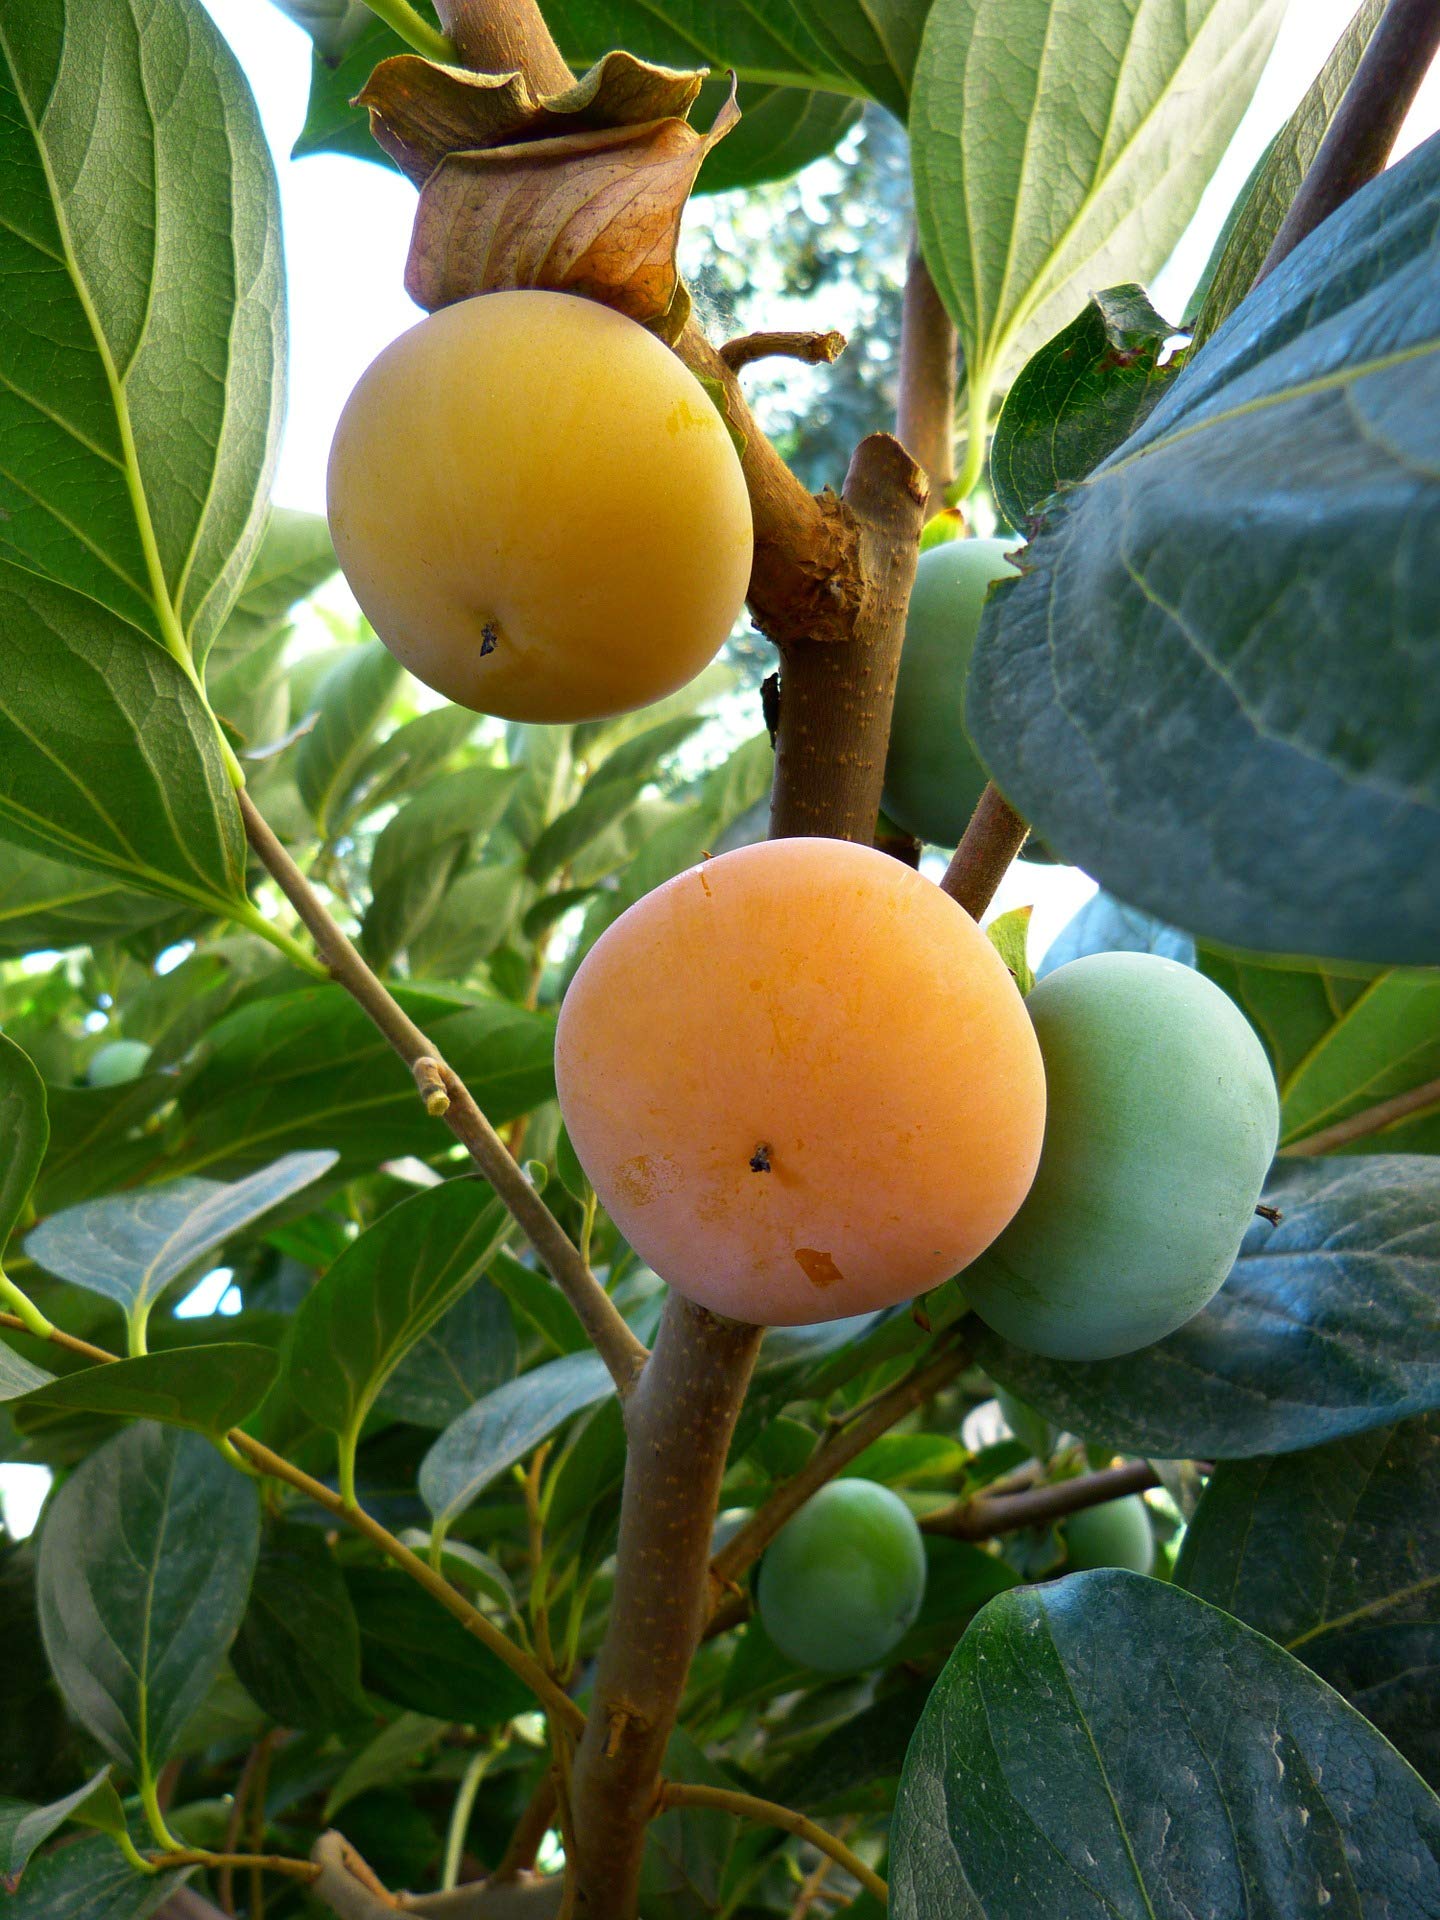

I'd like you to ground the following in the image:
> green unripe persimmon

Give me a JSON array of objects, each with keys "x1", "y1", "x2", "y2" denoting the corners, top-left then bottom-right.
[
  {"x1": 964, "y1": 952, "x2": 1279, "y2": 1361},
  {"x1": 757, "y1": 1479, "x2": 927, "y2": 1673},
  {"x1": 85, "y1": 1040, "x2": 152, "y2": 1088},
  {"x1": 882, "y1": 537, "x2": 1020, "y2": 848},
  {"x1": 1062, "y1": 1494, "x2": 1155, "y2": 1575}
]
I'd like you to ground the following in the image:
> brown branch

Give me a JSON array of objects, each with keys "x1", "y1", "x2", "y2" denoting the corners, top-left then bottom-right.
[
  {"x1": 567, "y1": 1298, "x2": 763, "y2": 1916},
  {"x1": 719, "y1": 329, "x2": 847, "y2": 373},
  {"x1": 654, "y1": 1782, "x2": 887, "y2": 1903},
  {"x1": 148, "y1": 1852, "x2": 318, "y2": 1885},
  {"x1": 896, "y1": 242, "x2": 958, "y2": 516},
  {"x1": 492, "y1": 1774, "x2": 558, "y2": 1882},
  {"x1": 1256, "y1": 0, "x2": 1440, "y2": 285},
  {"x1": 430, "y1": 0, "x2": 572, "y2": 92},
  {"x1": 707, "y1": 1334, "x2": 972, "y2": 1613},
  {"x1": 1282, "y1": 1072, "x2": 1440, "y2": 1157},
  {"x1": 218, "y1": 1733, "x2": 277, "y2": 1915},
  {"x1": 238, "y1": 791, "x2": 647, "y2": 1399},
  {"x1": 921, "y1": 1459, "x2": 1159, "y2": 1541},
  {"x1": 405, "y1": 1879, "x2": 566, "y2": 1917},
  {"x1": 768, "y1": 434, "x2": 928, "y2": 839},
  {"x1": 939, "y1": 783, "x2": 1031, "y2": 919}
]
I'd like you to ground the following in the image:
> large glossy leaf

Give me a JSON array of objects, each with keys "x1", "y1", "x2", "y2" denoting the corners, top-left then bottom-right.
[
  {"x1": 25, "y1": 1150, "x2": 336, "y2": 1349},
  {"x1": 0, "y1": 565, "x2": 249, "y2": 915},
  {"x1": 231, "y1": 1526, "x2": 370, "y2": 1733},
  {"x1": 420, "y1": 1350, "x2": 613, "y2": 1530},
  {"x1": 979, "y1": 1156, "x2": 1440, "y2": 1459},
  {"x1": 287, "y1": 1177, "x2": 512, "y2": 1449},
  {"x1": 1178, "y1": 1415, "x2": 1440, "y2": 1787},
  {"x1": 2, "y1": 1833, "x2": 188, "y2": 1920},
  {"x1": 171, "y1": 984, "x2": 556, "y2": 1176},
  {"x1": 0, "y1": 0, "x2": 283, "y2": 663},
  {"x1": 1037, "y1": 889, "x2": 1194, "y2": 978},
  {"x1": 375, "y1": 1275, "x2": 518, "y2": 1429},
  {"x1": 0, "y1": 1547, "x2": 97, "y2": 1806},
  {"x1": 891, "y1": 1571, "x2": 1440, "y2": 1919},
  {"x1": 1197, "y1": 947, "x2": 1372, "y2": 1084},
  {"x1": 0, "y1": 844, "x2": 176, "y2": 961},
  {"x1": 989, "y1": 287, "x2": 1180, "y2": 531},
  {"x1": 37, "y1": 1424, "x2": 260, "y2": 1782},
  {"x1": 8, "y1": 1346, "x2": 279, "y2": 1438},
  {"x1": 1190, "y1": 0, "x2": 1386, "y2": 348},
  {"x1": 346, "y1": 1567, "x2": 535, "y2": 1727},
  {"x1": 911, "y1": 0, "x2": 1284, "y2": 480},
  {"x1": 1273, "y1": 970, "x2": 1440, "y2": 1154},
  {"x1": 969, "y1": 135, "x2": 1440, "y2": 965}
]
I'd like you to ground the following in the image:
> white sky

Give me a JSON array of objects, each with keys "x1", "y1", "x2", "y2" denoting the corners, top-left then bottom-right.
[{"x1": 204, "y1": 0, "x2": 1440, "y2": 514}]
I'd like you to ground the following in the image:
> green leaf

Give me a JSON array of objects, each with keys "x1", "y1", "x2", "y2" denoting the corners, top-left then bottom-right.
[
  {"x1": 0, "y1": 1769, "x2": 114, "y2": 1887},
  {"x1": 1272, "y1": 969, "x2": 1440, "y2": 1154},
  {"x1": 25, "y1": 1150, "x2": 337, "y2": 1351},
  {"x1": 322, "y1": 1711, "x2": 445, "y2": 1822},
  {"x1": 375, "y1": 1276, "x2": 518, "y2": 1430},
  {"x1": 295, "y1": 638, "x2": 404, "y2": 835},
  {"x1": 8, "y1": 1346, "x2": 279, "y2": 1439},
  {"x1": 172, "y1": 984, "x2": 555, "y2": 1177},
  {"x1": 692, "y1": 78, "x2": 862, "y2": 195},
  {"x1": 639, "y1": 1728, "x2": 740, "y2": 1920},
  {"x1": 0, "y1": 565, "x2": 250, "y2": 915},
  {"x1": 1196, "y1": 946, "x2": 1372, "y2": 1086},
  {"x1": 770, "y1": 1679, "x2": 933, "y2": 1815},
  {"x1": 1178, "y1": 1414, "x2": 1440, "y2": 1788},
  {"x1": 0, "y1": 1034, "x2": 46, "y2": 1258},
  {"x1": 527, "y1": 717, "x2": 703, "y2": 885},
  {"x1": 891, "y1": 1571, "x2": 1440, "y2": 1918},
  {"x1": 1, "y1": 1833, "x2": 189, "y2": 1919},
  {"x1": 420, "y1": 1351, "x2": 613, "y2": 1531},
  {"x1": 231, "y1": 1526, "x2": 370, "y2": 1733},
  {"x1": 213, "y1": 508, "x2": 337, "y2": 658},
  {"x1": 911, "y1": 0, "x2": 1284, "y2": 484},
  {"x1": 0, "y1": 844, "x2": 176, "y2": 961},
  {"x1": 360, "y1": 765, "x2": 521, "y2": 971},
  {"x1": 979, "y1": 1156, "x2": 1440, "y2": 1459},
  {"x1": 36, "y1": 1424, "x2": 260, "y2": 1782},
  {"x1": 486, "y1": 1247, "x2": 590, "y2": 1356},
  {"x1": 0, "y1": 1546, "x2": 97, "y2": 1807},
  {"x1": 1190, "y1": 0, "x2": 1387, "y2": 349},
  {"x1": 1039, "y1": 890, "x2": 1196, "y2": 978},
  {"x1": 336, "y1": 706, "x2": 479, "y2": 834},
  {"x1": 0, "y1": 0, "x2": 283, "y2": 664},
  {"x1": 989, "y1": 286, "x2": 1180, "y2": 530},
  {"x1": 983, "y1": 904, "x2": 1033, "y2": 995},
  {"x1": 287, "y1": 1177, "x2": 512, "y2": 1449},
  {"x1": 405, "y1": 861, "x2": 526, "y2": 981},
  {"x1": 967, "y1": 137, "x2": 1440, "y2": 965},
  {"x1": 346, "y1": 1567, "x2": 535, "y2": 1726}
]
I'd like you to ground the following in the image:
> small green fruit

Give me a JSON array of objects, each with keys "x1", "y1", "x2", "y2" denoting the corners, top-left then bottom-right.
[
  {"x1": 757, "y1": 1479, "x2": 927, "y2": 1673},
  {"x1": 1062, "y1": 1494, "x2": 1155, "y2": 1575},
  {"x1": 85, "y1": 1039, "x2": 152, "y2": 1088},
  {"x1": 882, "y1": 537, "x2": 1019, "y2": 848},
  {"x1": 963, "y1": 952, "x2": 1279, "y2": 1361}
]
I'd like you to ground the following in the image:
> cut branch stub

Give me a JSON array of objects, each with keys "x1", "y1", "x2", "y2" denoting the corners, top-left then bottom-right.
[{"x1": 358, "y1": 50, "x2": 738, "y2": 339}]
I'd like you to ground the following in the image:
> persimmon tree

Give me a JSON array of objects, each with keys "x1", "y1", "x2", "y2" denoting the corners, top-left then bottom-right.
[{"x1": 1, "y1": 1, "x2": 1439, "y2": 1918}]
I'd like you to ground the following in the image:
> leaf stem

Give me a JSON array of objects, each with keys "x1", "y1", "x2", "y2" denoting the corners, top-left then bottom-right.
[
  {"x1": 140, "y1": 1768, "x2": 185, "y2": 1855},
  {"x1": 1281, "y1": 1071, "x2": 1440, "y2": 1156},
  {"x1": 147, "y1": 1849, "x2": 320, "y2": 1884},
  {"x1": 443, "y1": 1744, "x2": 501, "y2": 1891},
  {"x1": 237, "y1": 789, "x2": 648, "y2": 1397},
  {"x1": 0, "y1": 1268, "x2": 54, "y2": 1340},
  {"x1": 939, "y1": 783, "x2": 1031, "y2": 920},
  {"x1": 356, "y1": 0, "x2": 458, "y2": 62},
  {"x1": 654, "y1": 1782, "x2": 887, "y2": 1903}
]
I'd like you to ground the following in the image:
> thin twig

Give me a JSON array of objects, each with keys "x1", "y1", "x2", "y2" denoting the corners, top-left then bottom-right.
[
  {"x1": 939, "y1": 783, "x2": 1030, "y2": 920},
  {"x1": 238, "y1": 791, "x2": 647, "y2": 1398},
  {"x1": 218, "y1": 1733, "x2": 275, "y2": 1915},
  {"x1": 0, "y1": 1311, "x2": 584, "y2": 1735},
  {"x1": 707, "y1": 1335, "x2": 972, "y2": 1612},
  {"x1": 1255, "y1": 0, "x2": 1440, "y2": 284},
  {"x1": 896, "y1": 242, "x2": 958, "y2": 515},
  {"x1": 719, "y1": 329, "x2": 847, "y2": 373},
  {"x1": 921, "y1": 1458, "x2": 1159, "y2": 1540},
  {"x1": 654, "y1": 1783, "x2": 887, "y2": 1903},
  {"x1": 1282, "y1": 1072, "x2": 1440, "y2": 1157},
  {"x1": 146, "y1": 1851, "x2": 319, "y2": 1884},
  {"x1": 491, "y1": 1773, "x2": 559, "y2": 1883}
]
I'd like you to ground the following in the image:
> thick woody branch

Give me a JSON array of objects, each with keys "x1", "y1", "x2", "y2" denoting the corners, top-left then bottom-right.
[
  {"x1": 940, "y1": 783, "x2": 1031, "y2": 919},
  {"x1": 1256, "y1": 0, "x2": 1440, "y2": 285},
  {"x1": 896, "y1": 244, "x2": 958, "y2": 516},
  {"x1": 920, "y1": 1458, "x2": 1160, "y2": 1540},
  {"x1": 431, "y1": 0, "x2": 572, "y2": 91},
  {"x1": 719, "y1": 328, "x2": 847, "y2": 373},
  {"x1": 567, "y1": 1298, "x2": 763, "y2": 1916},
  {"x1": 1282, "y1": 1072, "x2": 1440, "y2": 1157},
  {"x1": 239, "y1": 792, "x2": 647, "y2": 1397}
]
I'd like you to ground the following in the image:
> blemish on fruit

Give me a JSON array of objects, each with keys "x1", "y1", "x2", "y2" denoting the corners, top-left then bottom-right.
[
  {"x1": 697, "y1": 867, "x2": 712, "y2": 899},
  {"x1": 614, "y1": 1152, "x2": 679, "y2": 1207},
  {"x1": 794, "y1": 1247, "x2": 843, "y2": 1289},
  {"x1": 665, "y1": 398, "x2": 709, "y2": 434},
  {"x1": 480, "y1": 622, "x2": 499, "y2": 656},
  {"x1": 749, "y1": 1144, "x2": 771, "y2": 1173}
]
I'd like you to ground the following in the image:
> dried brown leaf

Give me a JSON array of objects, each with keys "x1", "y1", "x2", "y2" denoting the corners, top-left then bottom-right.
[
  {"x1": 359, "y1": 49, "x2": 706, "y2": 189},
  {"x1": 405, "y1": 81, "x2": 740, "y2": 336}
]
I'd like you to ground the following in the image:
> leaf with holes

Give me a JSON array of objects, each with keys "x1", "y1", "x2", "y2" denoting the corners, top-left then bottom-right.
[
  {"x1": 36, "y1": 1424, "x2": 260, "y2": 1785},
  {"x1": 1177, "y1": 1414, "x2": 1440, "y2": 1787},
  {"x1": 891, "y1": 1571, "x2": 1440, "y2": 1918}
]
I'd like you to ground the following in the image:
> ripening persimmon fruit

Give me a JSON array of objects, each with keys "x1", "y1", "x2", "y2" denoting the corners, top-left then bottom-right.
[
  {"x1": 326, "y1": 291, "x2": 753, "y2": 723},
  {"x1": 554, "y1": 839, "x2": 1047, "y2": 1326}
]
